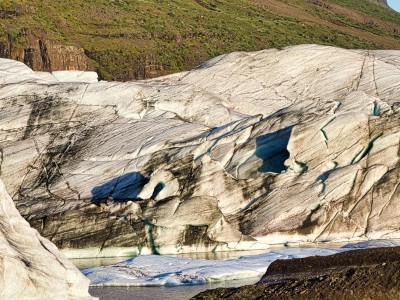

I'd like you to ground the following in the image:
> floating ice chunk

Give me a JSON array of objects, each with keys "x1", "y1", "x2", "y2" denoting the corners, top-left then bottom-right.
[
  {"x1": 83, "y1": 240, "x2": 400, "y2": 287},
  {"x1": 83, "y1": 248, "x2": 345, "y2": 287}
]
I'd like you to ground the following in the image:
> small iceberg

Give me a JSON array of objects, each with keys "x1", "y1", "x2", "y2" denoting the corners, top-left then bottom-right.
[
  {"x1": 83, "y1": 248, "x2": 344, "y2": 286},
  {"x1": 82, "y1": 240, "x2": 400, "y2": 287}
]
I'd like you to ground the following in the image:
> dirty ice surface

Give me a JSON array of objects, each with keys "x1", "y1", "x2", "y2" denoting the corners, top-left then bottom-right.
[{"x1": 83, "y1": 240, "x2": 400, "y2": 287}]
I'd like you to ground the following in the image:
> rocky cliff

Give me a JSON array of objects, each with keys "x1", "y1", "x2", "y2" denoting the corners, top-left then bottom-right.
[
  {"x1": 0, "y1": 36, "x2": 92, "y2": 72},
  {"x1": 377, "y1": 0, "x2": 388, "y2": 6},
  {"x1": 1, "y1": 44, "x2": 399, "y2": 256}
]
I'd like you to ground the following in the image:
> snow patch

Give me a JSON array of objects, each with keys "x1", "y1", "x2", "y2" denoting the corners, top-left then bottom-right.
[{"x1": 52, "y1": 70, "x2": 98, "y2": 83}]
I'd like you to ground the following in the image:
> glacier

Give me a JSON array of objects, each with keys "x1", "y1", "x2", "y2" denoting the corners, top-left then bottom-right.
[
  {"x1": 0, "y1": 177, "x2": 94, "y2": 299},
  {"x1": 0, "y1": 44, "x2": 399, "y2": 257}
]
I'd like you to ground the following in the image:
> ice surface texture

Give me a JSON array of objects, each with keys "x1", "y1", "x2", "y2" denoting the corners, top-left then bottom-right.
[{"x1": 0, "y1": 44, "x2": 399, "y2": 256}]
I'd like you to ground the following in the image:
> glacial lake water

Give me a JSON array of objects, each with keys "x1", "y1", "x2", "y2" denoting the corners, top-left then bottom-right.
[
  {"x1": 72, "y1": 249, "x2": 269, "y2": 300},
  {"x1": 88, "y1": 278, "x2": 259, "y2": 300},
  {"x1": 72, "y1": 240, "x2": 395, "y2": 300}
]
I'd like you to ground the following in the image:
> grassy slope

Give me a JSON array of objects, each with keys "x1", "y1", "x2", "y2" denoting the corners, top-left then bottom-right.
[{"x1": 0, "y1": 0, "x2": 399, "y2": 80}]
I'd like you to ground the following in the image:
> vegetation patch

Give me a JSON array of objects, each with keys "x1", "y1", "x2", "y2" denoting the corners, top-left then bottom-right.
[{"x1": 0, "y1": 0, "x2": 399, "y2": 80}]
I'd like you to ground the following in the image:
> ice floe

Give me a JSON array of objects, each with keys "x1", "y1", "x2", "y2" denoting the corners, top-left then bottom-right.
[
  {"x1": 83, "y1": 240, "x2": 400, "y2": 287},
  {"x1": 83, "y1": 248, "x2": 346, "y2": 286}
]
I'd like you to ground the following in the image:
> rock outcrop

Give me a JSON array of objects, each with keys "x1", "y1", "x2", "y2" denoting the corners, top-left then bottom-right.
[
  {"x1": 0, "y1": 36, "x2": 92, "y2": 72},
  {"x1": 377, "y1": 0, "x2": 389, "y2": 7},
  {"x1": 1, "y1": 44, "x2": 399, "y2": 256},
  {"x1": 0, "y1": 176, "x2": 94, "y2": 299}
]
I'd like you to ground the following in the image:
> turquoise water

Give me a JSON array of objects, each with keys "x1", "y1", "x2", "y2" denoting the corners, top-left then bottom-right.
[
  {"x1": 89, "y1": 278, "x2": 258, "y2": 300},
  {"x1": 73, "y1": 250, "x2": 269, "y2": 300}
]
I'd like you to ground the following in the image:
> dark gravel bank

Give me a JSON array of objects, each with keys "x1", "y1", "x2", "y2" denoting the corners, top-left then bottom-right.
[{"x1": 192, "y1": 246, "x2": 400, "y2": 300}]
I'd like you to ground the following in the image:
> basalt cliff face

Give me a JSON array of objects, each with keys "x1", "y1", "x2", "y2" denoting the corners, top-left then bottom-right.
[
  {"x1": 0, "y1": 36, "x2": 92, "y2": 72},
  {"x1": 1, "y1": 44, "x2": 399, "y2": 256}
]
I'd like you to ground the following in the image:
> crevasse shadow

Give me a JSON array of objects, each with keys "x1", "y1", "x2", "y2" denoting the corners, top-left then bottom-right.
[
  {"x1": 91, "y1": 172, "x2": 149, "y2": 204},
  {"x1": 255, "y1": 126, "x2": 293, "y2": 173}
]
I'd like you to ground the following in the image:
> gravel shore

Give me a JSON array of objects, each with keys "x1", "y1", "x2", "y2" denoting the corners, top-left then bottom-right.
[{"x1": 192, "y1": 246, "x2": 400, "y2": 300}]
